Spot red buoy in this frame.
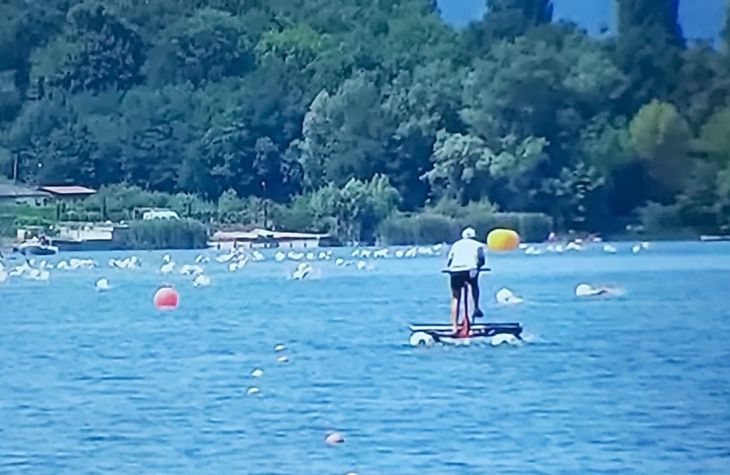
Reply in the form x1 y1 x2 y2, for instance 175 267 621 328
154 286 179 310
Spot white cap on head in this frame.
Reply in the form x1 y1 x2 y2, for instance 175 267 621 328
462 227 476 239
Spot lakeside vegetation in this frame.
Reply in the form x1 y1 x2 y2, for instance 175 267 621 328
1 0 730 244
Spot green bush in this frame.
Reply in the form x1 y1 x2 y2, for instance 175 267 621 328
379 211 553 245
271 198 317 232
378 213 458 245
638 202 682 234
0 214 15 237
122 219 209 249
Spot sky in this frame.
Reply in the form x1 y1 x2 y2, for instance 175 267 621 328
436 0 726 43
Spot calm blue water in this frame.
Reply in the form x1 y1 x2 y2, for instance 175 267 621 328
1 242 729 474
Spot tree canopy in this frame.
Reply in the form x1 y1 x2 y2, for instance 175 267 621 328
1 0 730 238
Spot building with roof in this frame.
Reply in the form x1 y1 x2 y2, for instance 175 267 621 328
0 183 51 205
39 185 96 200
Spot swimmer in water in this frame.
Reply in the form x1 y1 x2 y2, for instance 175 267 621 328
446 227 487 333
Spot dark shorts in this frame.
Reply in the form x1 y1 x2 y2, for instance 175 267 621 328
449 270 478 293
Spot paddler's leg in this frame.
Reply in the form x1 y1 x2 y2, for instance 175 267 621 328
469 270 484 319
449 273 462 334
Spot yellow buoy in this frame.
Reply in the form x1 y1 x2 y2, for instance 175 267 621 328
487 228 520 252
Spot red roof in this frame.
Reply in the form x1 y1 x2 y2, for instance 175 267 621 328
40 186 96 196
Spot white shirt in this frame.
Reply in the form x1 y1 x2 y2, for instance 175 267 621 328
447 238 486 272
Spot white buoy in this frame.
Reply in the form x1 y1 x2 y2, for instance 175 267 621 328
373 248 389 258
325 432 345 445
160 262 175 274
335 258 346 267
26 268 50 281
566 242 584 252
292 263 312 280
162 254 171 263
287 251 303 261
602 244 617 254
251 368 264 378
247 386 260 396
632 244 641 254
9 264 28 277
496 288 523 305
95 278 111 291
356 260 367 270
575 283 604 297
491 334 519 346
417 246 434 256
0 269 8 284
277 355 289 363
180 264 203 276
274 251 286 262
216 253 235 263
409 331 436 347
193 274 211 288
274 344 286 352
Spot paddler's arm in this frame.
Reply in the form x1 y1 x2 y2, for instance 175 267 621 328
477 245 486 269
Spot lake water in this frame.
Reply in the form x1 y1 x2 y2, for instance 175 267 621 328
1 242 729 474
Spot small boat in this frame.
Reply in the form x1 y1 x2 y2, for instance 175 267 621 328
16 241 59 256
700 235 730 242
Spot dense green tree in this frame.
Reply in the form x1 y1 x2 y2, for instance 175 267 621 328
31 1 146 95
466 0 553 51
672 45 730 129
614 0 683 112
302 174 399 241
716 166 730 227
298 74 389 188
538 161 607 231
380 60 465 209
0 0 728 238
698 107 730 166
725 0 730 52
617 0 683 44
629 100 692 200
146 8 255 87
423 131 495 204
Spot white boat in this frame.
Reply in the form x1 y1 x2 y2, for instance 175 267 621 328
17 241 59 256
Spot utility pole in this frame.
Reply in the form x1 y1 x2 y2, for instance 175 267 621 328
13 153 18 183
261 180 268 230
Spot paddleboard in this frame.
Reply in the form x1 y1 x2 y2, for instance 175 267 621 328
409 322 523 346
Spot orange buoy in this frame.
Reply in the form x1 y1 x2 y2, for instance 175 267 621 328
487 228 520 252
154 286 179 310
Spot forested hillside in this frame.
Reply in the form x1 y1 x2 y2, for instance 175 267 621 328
1 0 730 240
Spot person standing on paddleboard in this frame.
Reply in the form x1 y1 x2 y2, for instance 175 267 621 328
446 227 486 334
